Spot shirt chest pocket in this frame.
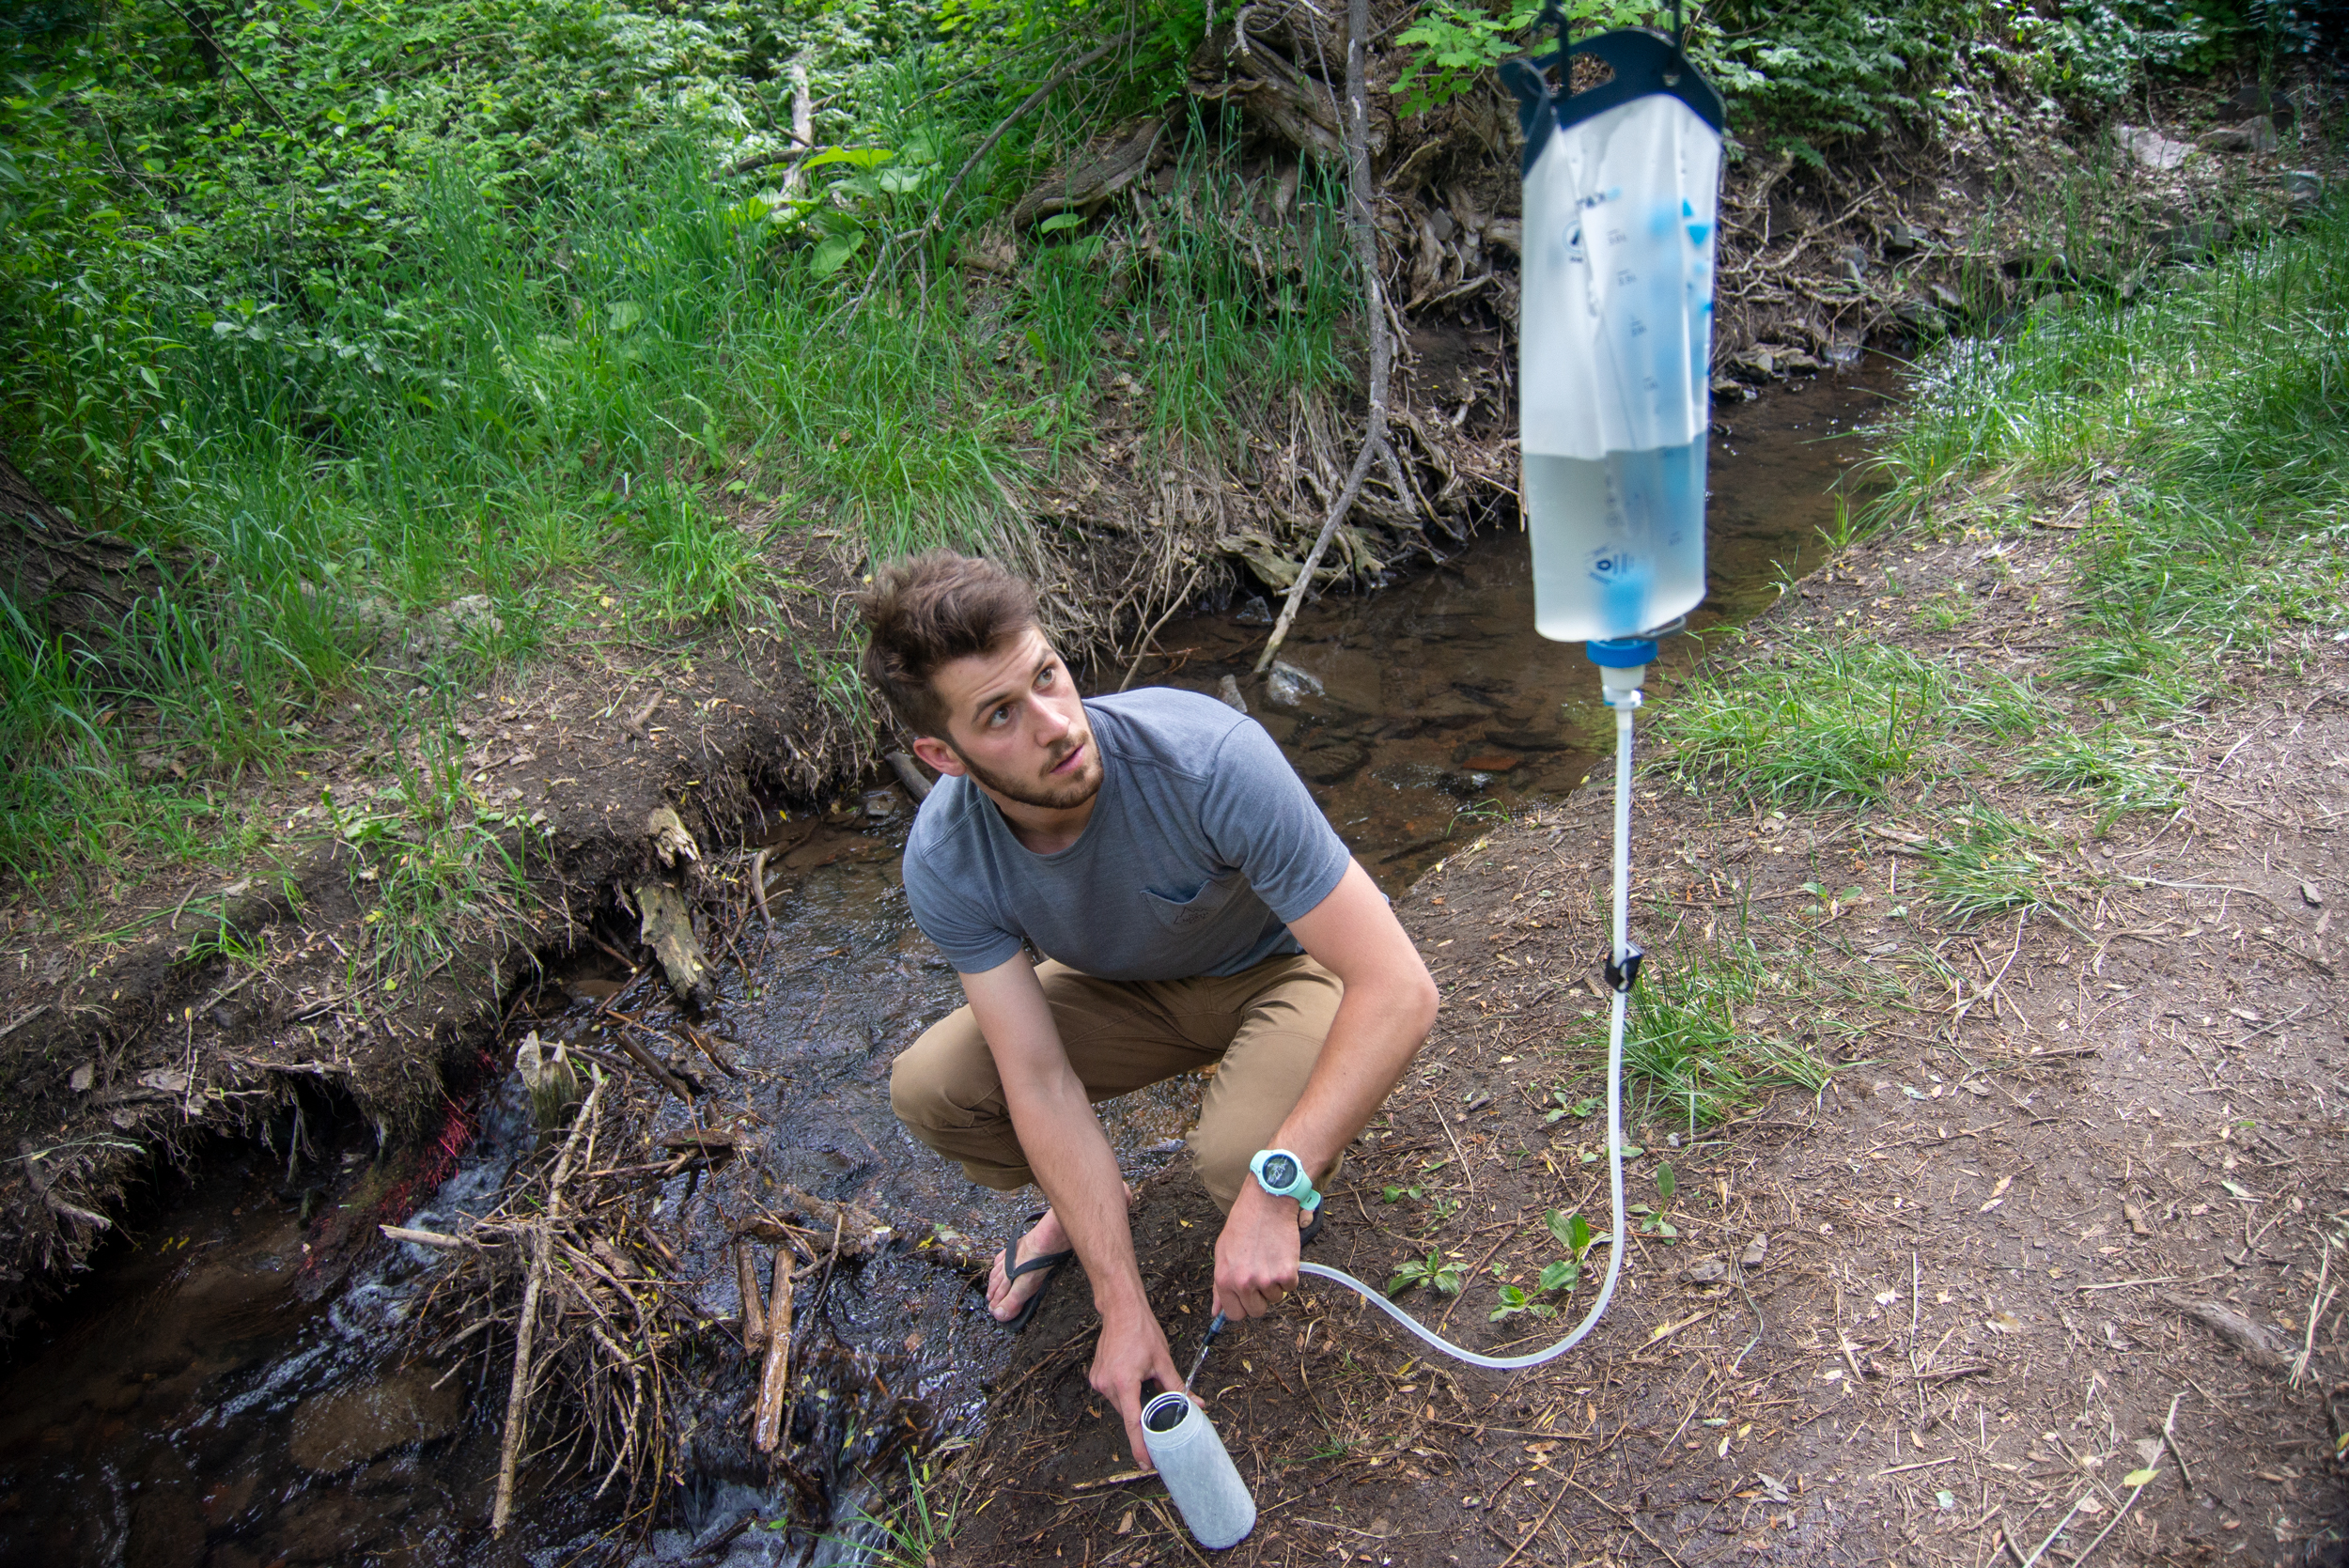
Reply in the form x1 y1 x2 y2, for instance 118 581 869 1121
1142 873 1244 933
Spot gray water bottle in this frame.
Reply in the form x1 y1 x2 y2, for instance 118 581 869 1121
1140 1391 1255 1550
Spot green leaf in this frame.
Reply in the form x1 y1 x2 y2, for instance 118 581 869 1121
1657 1161 1676 1203
876 165 928 194
1538 1259 1579 1294
1568 1212 1593 1257
1546 1207 1576 1250
810 232 865 277
2122 1467 2160 1488
1036 211 1085 234
804 147 894 171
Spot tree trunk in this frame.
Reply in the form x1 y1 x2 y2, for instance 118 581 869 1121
0 452 163 644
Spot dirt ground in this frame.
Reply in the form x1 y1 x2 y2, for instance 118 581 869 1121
941 519 2349 1567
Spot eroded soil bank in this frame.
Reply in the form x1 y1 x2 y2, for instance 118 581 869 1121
945 511 2349 1566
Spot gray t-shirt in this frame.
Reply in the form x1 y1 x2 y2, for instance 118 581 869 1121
902 688 1353 981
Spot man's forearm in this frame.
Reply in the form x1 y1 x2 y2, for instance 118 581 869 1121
1005 1071 1148 1312
1266 975 1430 1178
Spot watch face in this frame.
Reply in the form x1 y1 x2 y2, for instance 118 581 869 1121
1260 1154 1299 1189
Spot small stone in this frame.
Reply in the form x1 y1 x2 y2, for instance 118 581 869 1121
1928 282 1963 312
1265 661 1324 706
2115 124 2192 171
2199 116 2278 155
2303 882 2324 908
1739 1234 1769 1267
1685 1258 1728 1283
69 1063 93 1094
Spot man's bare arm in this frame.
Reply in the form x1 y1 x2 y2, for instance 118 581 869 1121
1213 860 1438 1318
959 955 1181 1468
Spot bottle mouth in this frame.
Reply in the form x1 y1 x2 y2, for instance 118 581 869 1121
1143 1392 1193 1434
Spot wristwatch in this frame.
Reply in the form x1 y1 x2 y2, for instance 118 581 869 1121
1249 1148 1324 1214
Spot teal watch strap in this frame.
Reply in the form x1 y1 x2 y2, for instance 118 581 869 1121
1250 1148 1323 1213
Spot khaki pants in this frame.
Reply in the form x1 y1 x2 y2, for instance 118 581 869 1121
889 953 1344 1213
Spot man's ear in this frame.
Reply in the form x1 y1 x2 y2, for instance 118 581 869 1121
910 735 966 778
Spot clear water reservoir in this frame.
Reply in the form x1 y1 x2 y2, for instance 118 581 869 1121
1523 441 1707 643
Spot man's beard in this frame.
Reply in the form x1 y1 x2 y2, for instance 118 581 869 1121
951 731 1102 812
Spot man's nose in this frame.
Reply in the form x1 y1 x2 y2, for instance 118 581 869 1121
1033 697 1071 739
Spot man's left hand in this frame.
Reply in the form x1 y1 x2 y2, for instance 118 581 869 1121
1212 1181 1304 1320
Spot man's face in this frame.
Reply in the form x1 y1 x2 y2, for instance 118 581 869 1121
918 625 1101 813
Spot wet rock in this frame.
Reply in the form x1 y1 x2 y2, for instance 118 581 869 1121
2286 170 2324 210
1879 219 1924 257
1294 740 1368 784
2114 124 2192 170
2198 116 2278 155
1265 660 1323 706
1837 243 1868 285
1480 727 1570 753
287 1368 464 1475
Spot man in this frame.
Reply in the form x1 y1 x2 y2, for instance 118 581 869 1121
863 550 1438 1471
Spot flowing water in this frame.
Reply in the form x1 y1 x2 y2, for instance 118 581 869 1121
0 368 1892 1566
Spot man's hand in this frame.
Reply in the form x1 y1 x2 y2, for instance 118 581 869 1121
1090 1300 1184 1471
1212 1179 1303 1321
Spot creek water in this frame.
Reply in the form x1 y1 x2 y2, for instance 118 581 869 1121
0 368 1890 1567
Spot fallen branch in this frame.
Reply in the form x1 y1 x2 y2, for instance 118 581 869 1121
492 1069 605 1535
752 1247 797 1453
381 1224 486 1251
737 1241 768 1353
1254 0 1390 675
2160 1290 2293 1372
884 750 934 802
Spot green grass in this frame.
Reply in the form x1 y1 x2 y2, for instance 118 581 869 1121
1659 639 2040 806
1914 804 2063 924
2012 726 2183 826
0 77 1359 895
1562 938 1845 1132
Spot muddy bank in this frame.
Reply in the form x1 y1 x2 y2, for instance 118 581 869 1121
947 496 2349 1565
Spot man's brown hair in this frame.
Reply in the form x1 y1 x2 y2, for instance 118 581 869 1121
857 550 1040 738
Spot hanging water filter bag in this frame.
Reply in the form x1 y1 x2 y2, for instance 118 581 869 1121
1504 20 1725 644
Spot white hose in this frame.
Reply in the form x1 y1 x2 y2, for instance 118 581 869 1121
1294 693 1639 1371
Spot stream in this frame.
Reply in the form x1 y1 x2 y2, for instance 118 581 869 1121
0 366 1891 1568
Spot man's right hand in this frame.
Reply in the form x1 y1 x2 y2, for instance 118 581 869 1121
1089 1299 1184 1472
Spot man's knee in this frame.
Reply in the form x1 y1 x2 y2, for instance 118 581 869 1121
889 1009 991 1142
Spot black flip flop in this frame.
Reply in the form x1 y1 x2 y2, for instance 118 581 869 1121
993 1211 1076 1335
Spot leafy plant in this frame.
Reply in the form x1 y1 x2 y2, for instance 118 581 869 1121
1489 1282 1553 1322
1388 1250 1466 1297
1542 1090 1599 1124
